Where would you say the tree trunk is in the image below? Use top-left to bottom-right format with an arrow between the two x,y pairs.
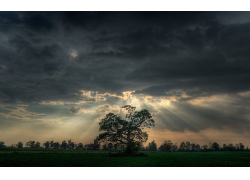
125,130 -> 132,154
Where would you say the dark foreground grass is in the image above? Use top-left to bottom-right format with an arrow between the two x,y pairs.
0,148 -> 250,167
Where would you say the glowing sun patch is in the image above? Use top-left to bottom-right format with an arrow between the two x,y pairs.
70,50 -> 78,58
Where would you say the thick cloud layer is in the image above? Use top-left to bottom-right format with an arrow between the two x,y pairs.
0,12 -> 249,145
0,12 -> 249,103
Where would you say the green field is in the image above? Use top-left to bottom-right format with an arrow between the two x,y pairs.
0,148 -> 250,167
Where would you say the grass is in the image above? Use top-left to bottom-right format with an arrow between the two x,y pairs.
0,148 -> 250,167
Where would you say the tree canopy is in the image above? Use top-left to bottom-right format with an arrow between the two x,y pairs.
96,105 -> 155,154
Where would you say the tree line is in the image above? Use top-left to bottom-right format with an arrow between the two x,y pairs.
145,140 -> 247,152
0,139 -> 247,152
0,139 -> 100,150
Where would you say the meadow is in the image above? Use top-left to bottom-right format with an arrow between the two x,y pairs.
0,148 -> 250,167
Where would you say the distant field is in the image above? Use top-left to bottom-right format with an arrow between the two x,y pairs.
0,148 -> 250,167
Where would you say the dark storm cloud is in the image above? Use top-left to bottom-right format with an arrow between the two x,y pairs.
125,20 -> 250,97
0,12 -> 249,105
25,14 -> 54,32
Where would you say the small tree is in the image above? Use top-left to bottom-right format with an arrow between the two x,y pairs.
61,140 -> 68,149
68,140 -> 75,149
147,140 -> 157,151
85,143 -> 93,150
212,142 -> 220,151
202,144 -> 208,150
97,105 -> 155,155
179,142 -> 186,151
43,141 -> 50,148
35,142 -> 41,148
159,140 -> 173,152
53,142 -> 60,149
239,143 -> 244,150
26,141 -> 36,148
195,144 -> 200,151
0,141 -> 5,148
49,140 -> 54,148
186,141 -> 191,150
77,143 -> 84,149
17,142 -> 23,148
172,143 -> 178,151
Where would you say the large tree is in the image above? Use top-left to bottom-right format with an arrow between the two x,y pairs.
97,105 -> 155,154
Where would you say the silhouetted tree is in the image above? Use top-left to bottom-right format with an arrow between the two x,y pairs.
202,144 -> 208,150
186,141 -> 191,150
212,142 -> 220,150
61,140 -> 68,149
179,142 -> 186,151
25,141 -> 41,148
76,143 -> 84,149
190,143 -> 196,151
17,142 -> 23,148
194,144 -> 200,151
97,105 -> 155,155
50,140 -> 54,148
53,142 -> 60,149
35,142 -> 41,148
228,143 -> 235,151
190,143 -> 200,151
172,143 -> 178,151
43,141 -> 50,148
235,143 -> 244,151
222,144 -> 227,150
0,141 -> 5,147
26,141 -> 36,148
239,143 -> 244,150
159,140 -> 173,152
147,140 -> 157,151
179,142 -> 200,151
85,143 -> 94,150
68,140 -> 75,149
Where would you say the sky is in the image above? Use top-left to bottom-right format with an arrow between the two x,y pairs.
0,11 -> 250,147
